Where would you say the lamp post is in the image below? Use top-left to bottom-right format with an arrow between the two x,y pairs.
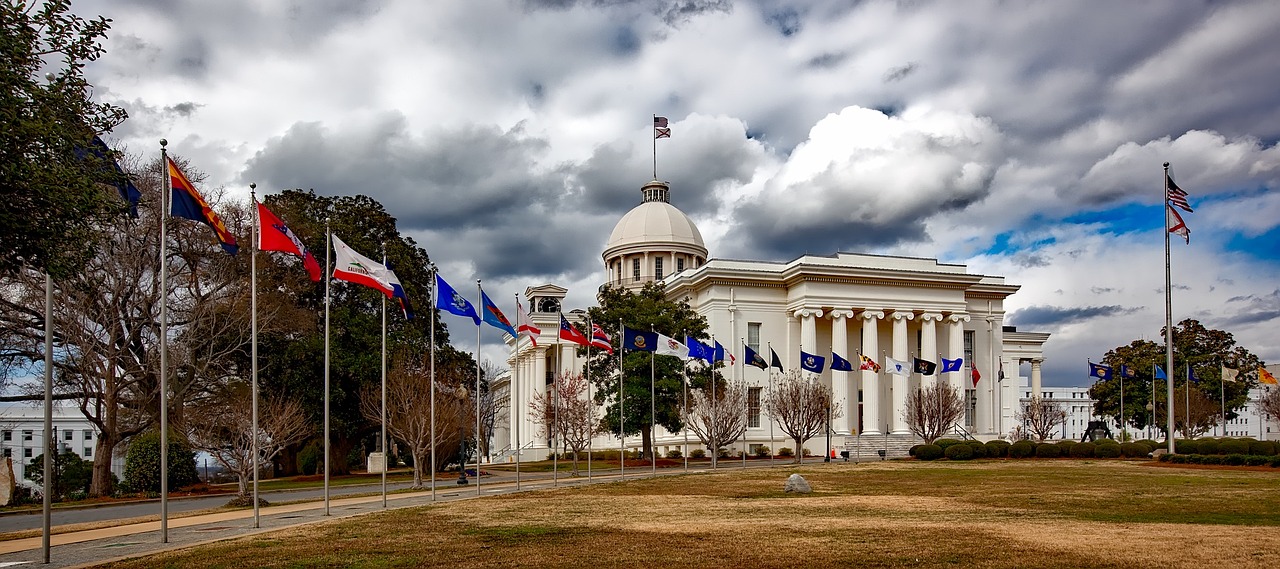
1146,402 -> 1154,440
824,392 -> 832,463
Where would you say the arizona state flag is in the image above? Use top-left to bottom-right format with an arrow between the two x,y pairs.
167,157 -> 237,255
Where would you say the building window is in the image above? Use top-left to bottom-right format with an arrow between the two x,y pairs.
677,257 -> 685,273
64,429 -> 74,441
24,448 -> 32,458
1,448 -> 9,458
22,430 -> 32,441
748,387 -> 762,428
632,258 -> 640,282
84,447 -> 92,458
965,389 -> 977,427
1,430 -> 9,442
655,257 -> 664,281
84,430 -> 93,441
747,323 -> 762,352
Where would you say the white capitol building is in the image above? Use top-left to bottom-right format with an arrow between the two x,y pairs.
495,177 -> 1052,459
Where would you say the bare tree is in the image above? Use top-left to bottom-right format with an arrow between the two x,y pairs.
1172,385 -> 1220,438
187,384 -> 310,498
682,378 -> 748,468
529,372 -> 597,475
1017,396 -> 1067,441
478,359 -> 509,461
359,348 -> 437,487
763,370 -> 842,464
902,380 -> 965,444
1259,387 -> 1280,430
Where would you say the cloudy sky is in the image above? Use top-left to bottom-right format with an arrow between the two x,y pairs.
78,0 -> 1280,386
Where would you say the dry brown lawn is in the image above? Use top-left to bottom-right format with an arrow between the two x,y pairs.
98,460 -> 1280,568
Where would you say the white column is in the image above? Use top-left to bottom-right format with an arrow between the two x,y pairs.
918,313 -> 942,386
1031,358 -> 1043,398
890,311 -> 914,434
859,310 -> 884,436
532,347 -> 548,450
794,308 -> 824,373
829,310 -> 855,435
991,316 -> 1006,435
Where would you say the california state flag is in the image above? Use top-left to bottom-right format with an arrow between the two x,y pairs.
331,234 -> 393,296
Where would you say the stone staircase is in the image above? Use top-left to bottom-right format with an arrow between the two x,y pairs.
841,433 -> 924,461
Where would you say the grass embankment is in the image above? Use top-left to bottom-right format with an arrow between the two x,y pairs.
100,460 -> 1280,569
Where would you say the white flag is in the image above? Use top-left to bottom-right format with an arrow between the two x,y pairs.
1221,364 -> 1239,383
884,356 -> 910,376
655,333 -> 690,358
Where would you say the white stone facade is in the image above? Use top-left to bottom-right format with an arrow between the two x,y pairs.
0,404 -> 124,487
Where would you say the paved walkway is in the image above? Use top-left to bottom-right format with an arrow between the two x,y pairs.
0,461 -> 799,568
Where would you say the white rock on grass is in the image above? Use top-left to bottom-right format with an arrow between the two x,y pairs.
784,473 -> 811,494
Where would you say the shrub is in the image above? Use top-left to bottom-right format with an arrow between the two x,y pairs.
666,449 -> 682,459
754,446 -> 771,458
26,450 -> 93,500
985,440 -> 1010,458
297,440 -> 322,476
1035,443 -> 1061,458
1069,442 -> 1096,458
1269,455 -> 1280,468
1244,455 -> 1270,466
914,444 -> 944,461
1249,441 -> 1276,456
1174,439 -> 1198,454
801,448 -> 812,457
1219,439 -> 1249,455
944,444 -> 974,460
1093,438 -> 1117,446
778,447 -> 793,457
123,429 -> 199,494
1057,440 -> 1078,453
909,445 -> 923,457
689,449 -> 706,459
1195,439 -> 1220,455
1009,441 -> 1036,458
1136,439 -> 1159,448
1120,442 -> 1150,458
935,439 -> 965,451
966,442 -> 988,458
1222,454 -> 1247,466
1094,443 -> 1122,459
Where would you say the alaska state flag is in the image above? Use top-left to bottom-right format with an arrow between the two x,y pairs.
480,290 -> 516,337
435,274 -> 479,325
800,350 -> 825,373
167,157 -> 237,255
831,352 -> 854,372
1089,363 -> 1113,381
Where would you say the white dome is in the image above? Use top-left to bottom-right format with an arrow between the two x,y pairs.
605,200 -> 706,253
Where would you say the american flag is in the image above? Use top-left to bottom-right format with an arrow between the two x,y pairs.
654,116 -> 671,139
1166,174 -> 1193,212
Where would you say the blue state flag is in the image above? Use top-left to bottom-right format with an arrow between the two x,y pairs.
435,274 -> 479,325
940,357 -> 963,373
1089,362 -> 1113,381
685,337 -> 712,362
1119,365 -> 1136,379
713,341 -> 726,363
623,327 -> 658,352
744,344 -> 768,369
480,289 -> 516,336
1188,367 -> 1200,383
800,350 -> 825,374
1155,365 -> 1167,380
831,352 -> 854,372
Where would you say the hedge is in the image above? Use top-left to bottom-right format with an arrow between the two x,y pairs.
1249,441 -> 1276,456
1069,442 -> 1096,458
966,441 -> 988,458
1034,443 -> 1061,458
985,440 -> 1010,458
1195,439 -> 1220,455
1219,439 -> 1250,455
1009,441 -> 1036,458
914,444 -> 944,461
1094,443 -> 1122,458
1174,439 -> 1199,454
944,444 -> 974,460
1120,442 -> 1150,458
935,439 -> 965,451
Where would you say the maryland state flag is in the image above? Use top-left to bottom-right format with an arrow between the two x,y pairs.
167,157 -> 238,255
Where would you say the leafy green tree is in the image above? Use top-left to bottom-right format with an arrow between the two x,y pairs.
1090,319 -> 1264,437
122,429 -> 199,494
1,0 -> 129,279
583,282 -> 714,459
26,449 -> 93,500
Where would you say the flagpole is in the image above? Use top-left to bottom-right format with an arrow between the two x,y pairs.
711,333 -> 717,469
41,270 -> 52,563
1164,163 -> 1176,453
1220,376 -> 1225,437
380,244 -> 388,508
587,316 -> 593,482
323,217 -> 331,515
619,320 -> 624,479
159,139 -> 170,543
429,264 -> 437,501
768,342 -> 774,466
250,184 -> 260,527
651,327 -> 656,475
742,337 -> 748,469
652,114 -> 658,179
1185,367 -> 1190,436
475,280 -> 482,496
553,316 -> 560,488
1119,370 -> 1124,441
682,349 -> 688,473
513,293 -> 521,491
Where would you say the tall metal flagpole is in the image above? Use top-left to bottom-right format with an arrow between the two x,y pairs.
250,184 -> 260,527
42,271 -> 52,563
429,264 -> 437,501
1119,371 -> 1124,441
1185,367 -> 1191,434
742,337 -> 747,469
587,316 -> 593,482
513,294 -> 521,491
159,139 -> 170,543
652,114 -> 658,179
553,318 -> 560,488
475,280 -> 482,497
380,244 -> 387,508
324,217 -> 331,515
682,330 -> 688,473
650,327 -> 656,475
711,334 -> 717,469
768,342 -> 775,466
618,320 -> 625,479
1164,162 -> 1176,453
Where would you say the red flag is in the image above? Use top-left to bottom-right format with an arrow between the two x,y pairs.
971,366 -> 981,387
257,201 -> 321,281
590,323 -> 613,354
559,314 -> 589,346
516,301 -> 540,347
1167,204 -> 1189,244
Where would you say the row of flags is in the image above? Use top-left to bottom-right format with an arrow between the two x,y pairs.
1089,361 -> 1277,385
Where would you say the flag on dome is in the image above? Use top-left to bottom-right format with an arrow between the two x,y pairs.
831,352 -> 854,372
940,357 -> 963,373
516,301 -> 540,346
800,351 -> 825,373
256,201 -> 321,281
167,157 -> 238,255
656,333 -> 689,358
590,323 -> 613,354
480,290 -> 516,337
745,344 -> 768,369
435,274 -> 479,325
559,314 -> 589,346
859,353 -> 881,372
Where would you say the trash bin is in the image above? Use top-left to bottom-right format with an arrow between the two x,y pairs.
877,450 -> 886,460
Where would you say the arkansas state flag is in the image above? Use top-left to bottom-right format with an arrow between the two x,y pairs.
167,157 -> 238,255
256,201 -> 321,281
559,314 -> 589,346
590,323 -> 613,354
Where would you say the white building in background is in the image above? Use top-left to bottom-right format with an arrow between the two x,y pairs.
0,404 -> 124,486
494,177 -> 1054,460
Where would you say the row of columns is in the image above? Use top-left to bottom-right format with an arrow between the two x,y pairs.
795,308 -> 972,437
